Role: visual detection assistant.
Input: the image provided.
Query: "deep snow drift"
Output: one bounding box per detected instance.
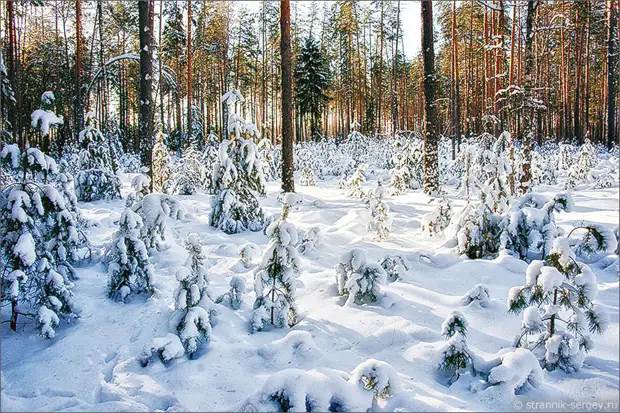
[1,173,618,412]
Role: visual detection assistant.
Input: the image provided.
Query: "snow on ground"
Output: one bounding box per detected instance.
[1,173,618,412]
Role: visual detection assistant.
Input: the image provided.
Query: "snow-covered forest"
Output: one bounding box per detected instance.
[1,1,619,412]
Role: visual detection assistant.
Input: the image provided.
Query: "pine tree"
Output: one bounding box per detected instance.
[365,184,391,241]
[335,248,386,305]
[422,197,453,237]
[437,311,473,383]
[169,234,214,358]
[346,166,366,199]
[452,202,502,259]
[126,174,151,207]
[295,36,330,139]
[75,113,121,202]
[174,147,203,195]
[0,145,77,338]
[379,254,412,282]
[107,208,155,302]
[508,237,608,373]
[216,275,246,310]
[501,192,574,260]
[297,227,322,255]
[211,139,265,234]
[251,194,301,332]
[151,124,174,193]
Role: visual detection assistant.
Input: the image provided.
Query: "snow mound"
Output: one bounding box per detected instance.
[487,348,543,393]
[257,331,320,365]
[239,359,399,412]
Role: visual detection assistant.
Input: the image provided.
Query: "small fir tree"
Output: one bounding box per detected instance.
[151,124,174,193]
[75,113,121,202]
[437,311,473,382]
[508,237,608,373]
[335,248,387,305]
[422,197,453,237]
[251,194,301,332]
[174,147,203,195]
[216,275,246,310]
[107,208,155,302]
[0,145,78,338]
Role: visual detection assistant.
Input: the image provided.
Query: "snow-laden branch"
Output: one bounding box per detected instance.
[86,53,177,98]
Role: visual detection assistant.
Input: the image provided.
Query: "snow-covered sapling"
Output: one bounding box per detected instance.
[107,209,155,302]
[379,254,412,282]
[0,145,78,338]
[139,333,185,367]
[297,227,322,255]
[31,91,64,138]
[174,147,203,195]
[216,275,246,310]
[485,348,543,394]
[501,192,574,260]
[460,284,491,307]
[335,249,387,305]
[210,140,265,234]
[251,194,301,331]
[74,113,121,202]
[350,358,399,401]
[125,173,151,207]
[508,237,608,373]
[437,311,473,382]
[346,167,366,199]
[238,242,261,267]
[168,234,215,357]
[151,124,174,193]
[132,193,184,252]
[451,202,502,259]
[366,198,392,241]
[567,223,618,259]
[169,267,212,358]
[422,197,453,237]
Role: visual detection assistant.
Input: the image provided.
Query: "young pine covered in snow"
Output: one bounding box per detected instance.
[508,237,608,373]
[365,184,392,241]
[335,248,386,305]
[151,124,174,193]
[210,139,265,234]
[500,192,573,260]
[74,113,121,202]
[437,311,473,382]
[251,194,301,332]
[174,147,203,195]
[169,234,215,358]
[107,209,155,302]
[422,197,453,237]
[0,145,78,338]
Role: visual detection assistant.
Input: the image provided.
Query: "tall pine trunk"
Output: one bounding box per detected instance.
[187,0,193,139]
[139,0,154,171]
[75,0,84,137]
[606,0,617,149]
[520,1,538,194]
[421,1,438,195]
[280,0,294,193]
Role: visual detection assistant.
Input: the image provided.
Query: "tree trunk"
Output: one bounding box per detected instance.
[391,0,400,136]
[280,0,295,193]
[139,0,154,171]
[75,0,84,136]
[520,0,538,194]
[159,0,165,125]
[452,0,461,158]
[421,1,439,195]
[187,0,193,137]
[606,0,617,149]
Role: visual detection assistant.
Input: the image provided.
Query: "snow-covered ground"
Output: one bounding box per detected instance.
[1,173,618,412]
